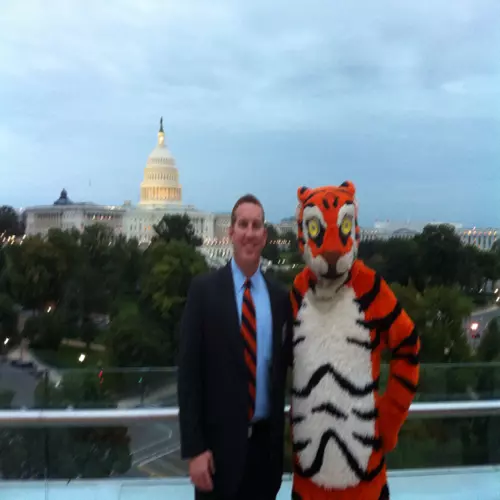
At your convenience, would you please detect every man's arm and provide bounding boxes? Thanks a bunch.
[377,278,420,452]
[177,275,206,459]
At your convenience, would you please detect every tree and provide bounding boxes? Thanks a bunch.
[0,205,22,237]
[105,301,169,367]
[457,245,483,292]
[476,319,500,363]
[141,240,208,362]
[281,230,302,264]
[380,239,423,289]
[23,311,65,351]
[476,250,500,288]
[0,293,18,349]
[4,235,64,311]
[416,224,464,288]
[142,240,208,321]
[262,223,280,263]
[56,224,116,342]
[105,235,142,300]
[391,283,474,400]
[152,214,202,247]
[418,286,474,364]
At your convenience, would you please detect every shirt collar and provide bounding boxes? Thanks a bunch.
[231,258,261,291]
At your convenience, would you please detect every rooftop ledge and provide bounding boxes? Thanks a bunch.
[1,467,499,500]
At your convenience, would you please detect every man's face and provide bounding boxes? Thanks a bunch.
[229,202,267,265]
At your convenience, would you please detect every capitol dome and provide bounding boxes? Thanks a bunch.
[139,118,182,206]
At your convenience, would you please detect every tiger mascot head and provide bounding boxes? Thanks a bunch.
[296,181,360,283]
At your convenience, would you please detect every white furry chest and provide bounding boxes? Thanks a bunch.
[291,287,377,489]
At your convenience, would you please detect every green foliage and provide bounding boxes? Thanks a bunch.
[23,312,65,351]
[392,283,474,364]
[416,224,464,287]
[476,319,500,363]
[4,235,64,310]
[265,267,302,288]
[358,224,500,295]
[33,344,105,369]
[0,292,18,344]
[0,205,22,237]
[262,223,280,263]
[105,301,171,367]
[142,240,208,323]
[152,213,202,247]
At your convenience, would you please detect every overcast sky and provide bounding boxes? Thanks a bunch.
[0,0,499,225]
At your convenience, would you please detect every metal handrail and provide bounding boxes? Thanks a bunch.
[0,400,499,427]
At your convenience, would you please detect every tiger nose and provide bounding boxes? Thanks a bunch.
[323,251,342,267]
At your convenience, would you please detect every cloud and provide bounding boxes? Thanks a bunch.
[0,0,498,225]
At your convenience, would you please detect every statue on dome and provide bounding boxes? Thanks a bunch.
[288,181,420,500]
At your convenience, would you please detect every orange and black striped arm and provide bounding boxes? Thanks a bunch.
[290,267,317,320]
[375,277,420,452]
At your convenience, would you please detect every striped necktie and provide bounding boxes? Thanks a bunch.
[241,278,257,421]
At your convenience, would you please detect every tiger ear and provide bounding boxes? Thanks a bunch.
[339,180,356,195]
[297,186,311,202]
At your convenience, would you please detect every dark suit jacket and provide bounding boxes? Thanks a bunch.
[177,262,293,497]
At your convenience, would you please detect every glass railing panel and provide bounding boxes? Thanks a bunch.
[1,363,500,483]
[42,367,178,409]
[4,363,500,411]
[409,363,500,402]
[1,410,499,481]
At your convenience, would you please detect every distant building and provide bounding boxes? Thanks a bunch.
[359,220,497,251]
[23,119,232,252]
[458,228,497,251]
[21,119,499,259]
[24,189,125,237]
[275,216,297,235]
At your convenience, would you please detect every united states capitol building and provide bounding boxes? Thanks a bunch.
[23,119,497,259]
[23,119,235,262]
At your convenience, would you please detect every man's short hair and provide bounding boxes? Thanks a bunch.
[230,194,265,226]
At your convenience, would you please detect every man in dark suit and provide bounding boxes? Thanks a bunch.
[178,194,292,500]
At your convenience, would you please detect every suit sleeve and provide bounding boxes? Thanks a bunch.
[378,278,420,452]
[177,275,207,459]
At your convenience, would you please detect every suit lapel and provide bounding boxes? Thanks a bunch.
[219,263,247,377]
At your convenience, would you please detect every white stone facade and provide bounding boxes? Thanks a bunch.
[24,190,125,237]
[22,121,231,247]
[275,217,297,236]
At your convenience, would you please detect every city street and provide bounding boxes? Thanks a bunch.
[466,305,500,339]
[0,360,39,407]
[124,391,187,478]
[127,419,186,477]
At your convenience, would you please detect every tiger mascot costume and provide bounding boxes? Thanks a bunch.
[289,181,420,500]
